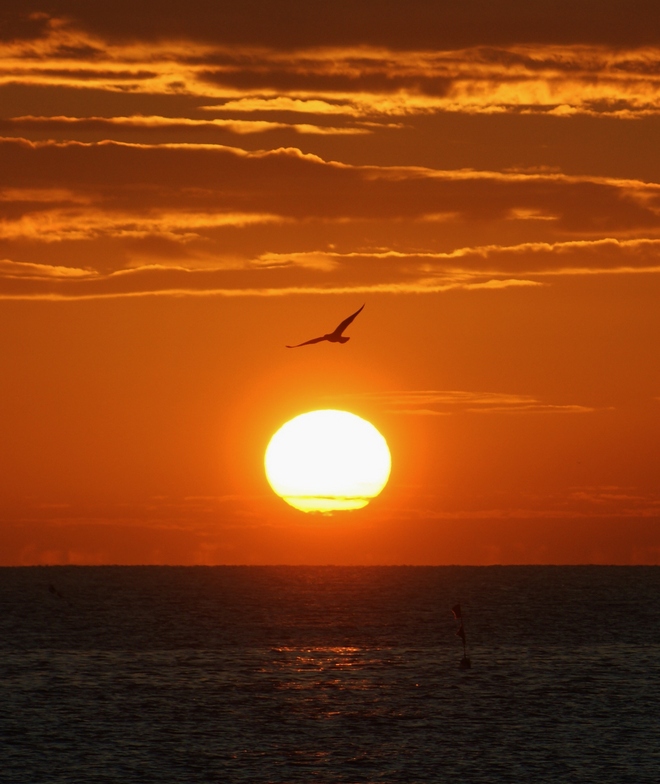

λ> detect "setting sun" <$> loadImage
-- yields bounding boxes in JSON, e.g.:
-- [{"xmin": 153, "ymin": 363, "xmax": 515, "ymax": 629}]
[{"xmin": 264, "ymin": 410, "xmax": 391, "ymax": 513}]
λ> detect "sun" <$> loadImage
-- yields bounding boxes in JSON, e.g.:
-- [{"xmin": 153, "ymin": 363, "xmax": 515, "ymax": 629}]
[{"xmin": 265, "ymin": 409, "xmax": 391, "ymax": 513}]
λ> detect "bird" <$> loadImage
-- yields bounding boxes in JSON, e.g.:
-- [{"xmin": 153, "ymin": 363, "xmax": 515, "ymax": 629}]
[{"xmin": 286, "ymin": 304, "xmax": 365, "ymax": 348}]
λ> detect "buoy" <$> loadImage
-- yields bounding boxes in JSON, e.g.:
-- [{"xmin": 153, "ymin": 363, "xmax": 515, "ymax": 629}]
[{"xmin": 452, "ymin": 604, "xmax": 472, "ymax": 669}]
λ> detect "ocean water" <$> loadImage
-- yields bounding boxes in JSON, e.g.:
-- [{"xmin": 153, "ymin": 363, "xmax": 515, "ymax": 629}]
[{"xmin": 1, "ymin": 566, "xmax": 659, "ymax": 783}]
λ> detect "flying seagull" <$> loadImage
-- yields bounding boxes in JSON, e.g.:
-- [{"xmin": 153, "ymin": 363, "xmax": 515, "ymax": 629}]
[{"xmin": 286, "ymin": 304, "xmax": 365, "ymax": 348}]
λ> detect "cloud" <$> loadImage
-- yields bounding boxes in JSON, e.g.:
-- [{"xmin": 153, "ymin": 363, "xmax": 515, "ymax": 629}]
[
  {"xmin": 196, "ymin": 44, "xmax": 660, "ymax": 119},
  {"xmin": 0, "ymin": 266, "xmax": 544, "ymax": 301},
  {"xmin": 2, "ymin": 138, "xmax": 660, "ymax": 228},
  {"xmin": 4, "ymin": 13, "xmax": 660, "ymax": 121},
  {"xmin": 0, "ymin": 115, "xmax": 371, "ymax": 136},
  {"xmin": 203, "ymin": 97, "xmax": 363, "ymax": 116},
  {"xmin": 334, "ymin": 389, "xmax": 599, "ymax": 415},
  {"xmin": 0, "ymin": 258, "xmax": 91, "ymax": 277},
  {"xmin": 1, "ymin": 138, "xmax": 660, "ymax": 298},
  {"xmin": 391, "ymin": 238, "xmax": 660, "ymax": 277}
]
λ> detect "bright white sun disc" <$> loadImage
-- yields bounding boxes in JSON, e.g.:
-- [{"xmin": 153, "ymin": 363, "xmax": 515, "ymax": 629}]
[{"xmin": 265, "ymin": 409, "xmax": 391, "ymax": 512}]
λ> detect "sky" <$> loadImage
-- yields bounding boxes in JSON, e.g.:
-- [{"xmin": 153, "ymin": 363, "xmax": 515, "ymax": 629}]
[{"xmin": 1, "ymin": 0, "xmax": 659, "ymax": 565}]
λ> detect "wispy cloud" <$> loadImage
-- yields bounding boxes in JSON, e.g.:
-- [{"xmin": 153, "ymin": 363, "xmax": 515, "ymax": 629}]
[
  {"xmin": 3, "ymin": 138, "xmax": 660, "ymax": 231},
  {"xmin": 1, "ymin": 118, "xmax": 660, "ymax": 299},
  {"xmin": 0, "ymin": 115, "xmax": 371, "ymax": 136},
  {"xmin": 0, "ymin": 258, "xmax": 92, "ymax": 278},
  {"xmin": 0, "ymin": 269, "xmax": 544, "ymax": 301},
  {"xmin": 4, "ymin": 231, "xmax": 660, "ymax": 300},
  {"xmin": 333, "ymin": 390, "xmax": 599, "ymax": 415}
]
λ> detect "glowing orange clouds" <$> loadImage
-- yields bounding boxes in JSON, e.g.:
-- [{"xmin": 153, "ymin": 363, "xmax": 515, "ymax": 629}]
[
  {"xmin": 5, "ymin": 20, "xmax": 660, "ymax": 119},
  {"xmin": 2, "ymin": 136, "xmax": 660, "ymax": 300}
]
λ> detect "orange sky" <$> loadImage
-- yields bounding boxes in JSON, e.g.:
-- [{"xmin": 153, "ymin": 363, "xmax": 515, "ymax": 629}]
[{"xmin": 1, "ymin": 1, "xmax": 659, "ymax": 565}]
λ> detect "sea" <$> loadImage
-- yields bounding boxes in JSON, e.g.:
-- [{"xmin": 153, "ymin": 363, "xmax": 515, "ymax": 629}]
[{"xmin": 1, "ymin": 566, "xmax": 659, "ymax": 783}]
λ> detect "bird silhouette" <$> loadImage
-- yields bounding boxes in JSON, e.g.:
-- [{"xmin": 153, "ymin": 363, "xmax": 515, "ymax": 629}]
[{"xmin": 286, "ymin": 304, "xmax": 365, "ymax": 348}]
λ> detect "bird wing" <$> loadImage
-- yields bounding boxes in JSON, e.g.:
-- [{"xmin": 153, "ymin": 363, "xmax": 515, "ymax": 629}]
[
  {"xmin": 286, "ymin": 335, "xmax": 328, "ymax": 348},
  {"xmin": 330, "ymin": 303, "xmax": 365, "ymax": 337}
]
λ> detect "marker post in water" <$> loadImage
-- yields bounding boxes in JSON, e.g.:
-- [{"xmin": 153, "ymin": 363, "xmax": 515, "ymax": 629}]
[{"xmin": 452, "ymin": 603, "xmax": 471, "ymax": 669}]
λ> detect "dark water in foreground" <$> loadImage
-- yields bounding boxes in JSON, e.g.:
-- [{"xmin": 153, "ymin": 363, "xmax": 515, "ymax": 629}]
[{"xmin": 1, "ymin": 566, "xmax": 659, "ymax": 783}]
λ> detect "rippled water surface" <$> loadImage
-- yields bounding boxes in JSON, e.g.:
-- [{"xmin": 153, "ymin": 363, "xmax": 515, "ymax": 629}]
[{"xmin": 1, "ymin": 566, "xmax": 659, "ymax": 783}]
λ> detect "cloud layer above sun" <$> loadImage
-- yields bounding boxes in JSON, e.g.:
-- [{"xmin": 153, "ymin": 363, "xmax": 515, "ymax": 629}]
[
  {"xmin": 0, "ymin": 2, "xmax": 660, "ymax": 301},
  {"xmin": 2, "ymin": 136, "xmax": 660, "ymax": 300}
]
